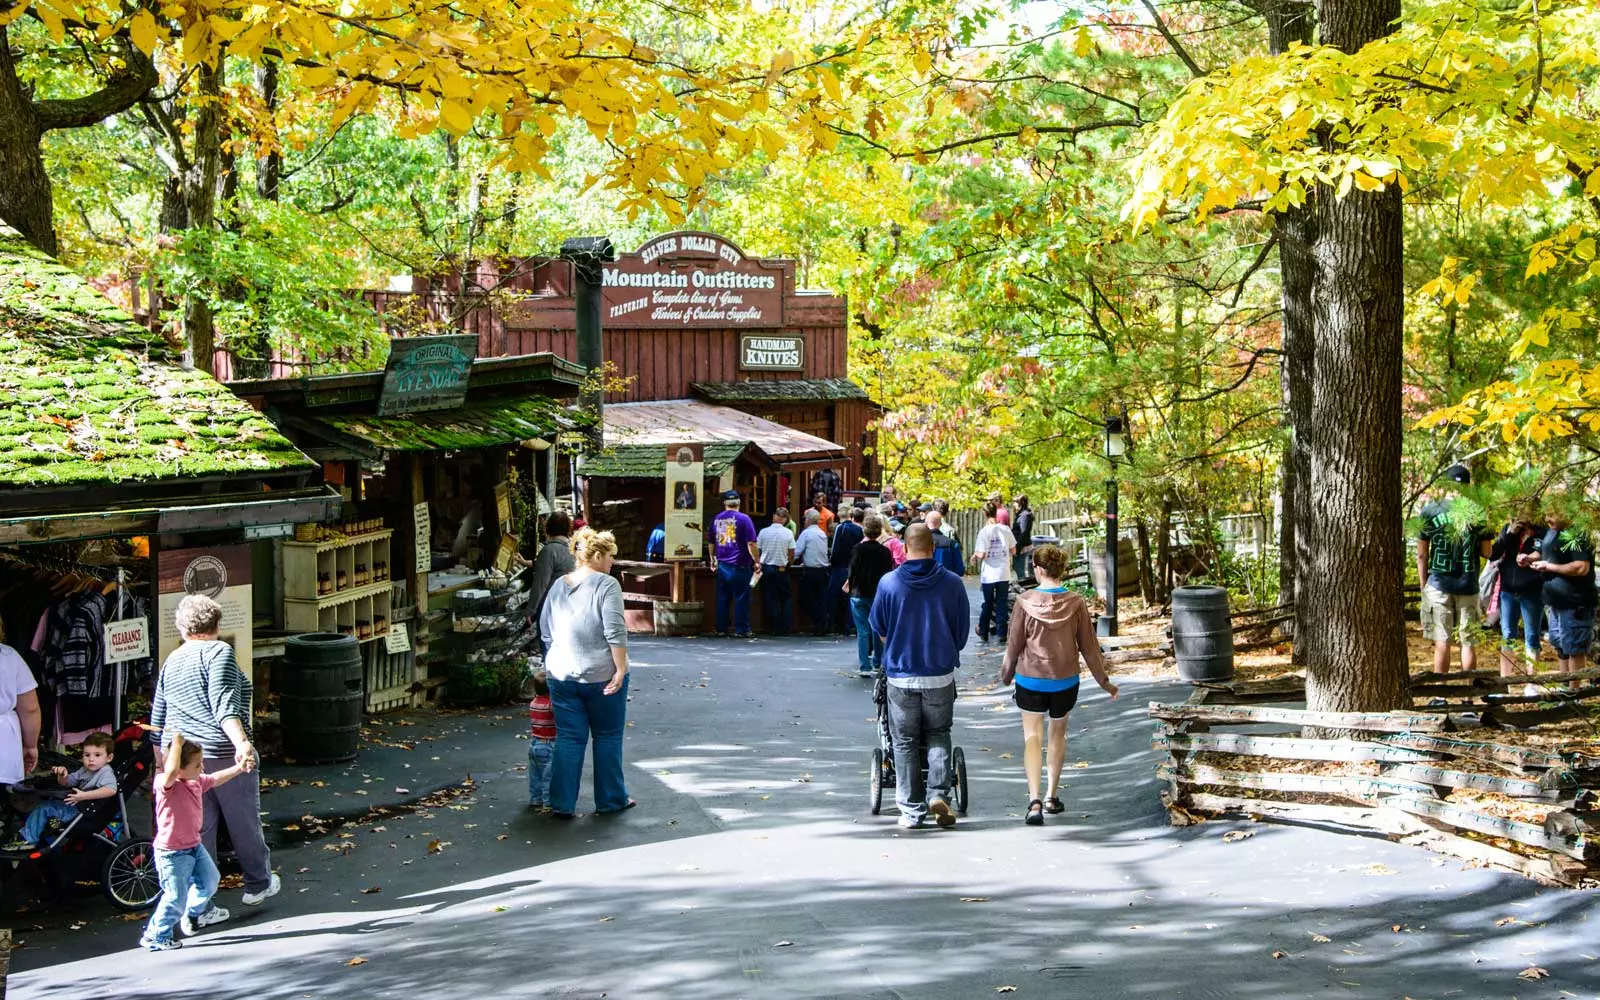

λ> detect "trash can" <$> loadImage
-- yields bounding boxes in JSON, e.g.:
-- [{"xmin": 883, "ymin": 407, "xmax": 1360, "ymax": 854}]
[
  {"xmin": 279, "ymin": 632, "xmax": 363, "ymax": 763},
  {"xmin": 1170, "ymin": 585, "xmax": 1234, "ymax": 683}
]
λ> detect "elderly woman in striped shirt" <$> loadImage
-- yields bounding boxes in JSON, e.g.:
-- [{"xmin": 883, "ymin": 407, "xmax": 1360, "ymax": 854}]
[{"xmin": 150, "ymin": 594, "xmax": 280, "ymax": 909}]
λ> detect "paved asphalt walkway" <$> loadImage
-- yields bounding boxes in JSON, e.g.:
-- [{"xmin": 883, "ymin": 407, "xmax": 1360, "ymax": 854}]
[{"xmin": 7, "ymin": 591, "xmax": 1600, "ymax": 999}]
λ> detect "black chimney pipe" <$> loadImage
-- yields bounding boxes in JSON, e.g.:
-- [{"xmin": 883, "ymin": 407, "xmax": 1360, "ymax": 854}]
[{"xmin": 560, "ymin": 236, "xmax": 615, "ymax": 453}]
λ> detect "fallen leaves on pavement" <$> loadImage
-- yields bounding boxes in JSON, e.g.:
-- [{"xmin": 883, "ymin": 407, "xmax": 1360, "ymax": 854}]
[
  {"xmin": 346, "ymin": 957, "xmax": 368, "ymax": 967},
  {"xmin": 1518, "ymin": 967, "xmax": 1549, "ymax": 981},
  {"xmin": 1221, "ymin": 830, "xmax": 1256, "ymax": 843}
]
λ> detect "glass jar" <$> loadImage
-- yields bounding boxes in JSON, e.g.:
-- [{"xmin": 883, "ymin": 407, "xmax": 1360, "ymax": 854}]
[
  {"xmin": 336, "ymin": 568, "xmax": 349, "ymax": 590},
  {"xmin": 317, "ymin": 572, "xmax": 332, "ymax": 596}
]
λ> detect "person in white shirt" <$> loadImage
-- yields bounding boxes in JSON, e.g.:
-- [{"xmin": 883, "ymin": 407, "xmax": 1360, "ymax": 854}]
[
  {"xmin": 794, "ymin": 509, "xmax": 832, "ymax": 635},
  {"xmin": 971, "ymin": 502, "xmax": 1017, "ymax": 643},
  {"xmin": 755, "ymin": 508, "xmax": 797, "ymax": 635}
]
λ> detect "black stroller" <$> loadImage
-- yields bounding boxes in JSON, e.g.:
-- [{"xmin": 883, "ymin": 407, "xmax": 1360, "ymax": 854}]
[
  {"xmin": 867, "ymin": 671, "xmax": 969, "ymax": 816},
  {"xmin": 1, "ymin": 723, "xmax": 162, "ymax": 911}
]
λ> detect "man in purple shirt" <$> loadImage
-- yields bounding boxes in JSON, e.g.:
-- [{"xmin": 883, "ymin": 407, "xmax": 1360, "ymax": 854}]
[{"xmin": 711, "ymin": 489, "xmax": 759, "ymax": 637}]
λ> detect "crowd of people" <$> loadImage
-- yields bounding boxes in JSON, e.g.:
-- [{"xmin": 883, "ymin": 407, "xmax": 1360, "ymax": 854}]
[
  {"xmin": 1417, "ymin": 464, "xmax": 1596, "ymax": 691},
  {"xmin": 705, "ymin": 487, "xmax": 1037, "ymax": 646}
]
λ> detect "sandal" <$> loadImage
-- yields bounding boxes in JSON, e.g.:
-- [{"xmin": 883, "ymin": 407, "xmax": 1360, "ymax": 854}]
[
  {"xmin": 1044, "ymin": 796, "xmax": 1065, "ymax": 815},
  {"xmin": 1025, "ymin": 799, "xmax": 1044, "ymax": 826}
]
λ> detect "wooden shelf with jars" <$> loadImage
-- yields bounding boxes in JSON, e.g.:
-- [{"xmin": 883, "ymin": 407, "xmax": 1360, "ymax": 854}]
[{"xmin": 282, "ymin": 529, "xmax": 394, "ymax": 642}]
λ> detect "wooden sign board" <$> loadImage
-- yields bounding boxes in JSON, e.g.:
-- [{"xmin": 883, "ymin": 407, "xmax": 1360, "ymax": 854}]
[
  {"xmin": 377, "ymin": 335, "xmax": 477, "ymax": 416},
  {"xmin": 739, "ymin": 334, "xmax": 804, "ymax": 371}
]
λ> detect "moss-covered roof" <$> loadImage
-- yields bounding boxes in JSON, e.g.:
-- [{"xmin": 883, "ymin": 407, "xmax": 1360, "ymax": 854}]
[
  {"xmin": 690, "ymin": 378, "xmax": 870, "ymax": 403},
  {"xmin": 313, "ymin": 395, "xmax": 585, "ymax": 453},
  {"xmin": 0, "ymin": 228, "xmax": 315, "ymax": 489},
  {"xmin": 581, "ymin": 440, "xmax": 755, "ymax": 479}
]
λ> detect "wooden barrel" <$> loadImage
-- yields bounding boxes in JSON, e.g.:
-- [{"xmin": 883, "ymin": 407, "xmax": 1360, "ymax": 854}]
[
  {"xmin": 655, "ymin": 601, "xmax": 705, "ymax": 636},
  {"xmin": 1171, "ymin": 585, "xmax": 1234, "ymax": 683},
  {"xmin": 1088, "ymin": 538, "xmax": 1141, "ymax": 598},
  {"xmin": 280, "ymin": 632, "xmax": 363, "ymax": 763}
]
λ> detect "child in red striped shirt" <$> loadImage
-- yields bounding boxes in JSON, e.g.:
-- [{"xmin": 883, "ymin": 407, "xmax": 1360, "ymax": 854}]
[{"xmin": 528, "ymin": 671, "xmax": 557, "ymax": 811}]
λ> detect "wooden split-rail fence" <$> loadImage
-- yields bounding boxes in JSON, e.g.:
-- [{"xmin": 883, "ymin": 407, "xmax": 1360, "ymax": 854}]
[{"xmin": 1150, "ymin": 679, "xmax": 1600, "ymax": 885}]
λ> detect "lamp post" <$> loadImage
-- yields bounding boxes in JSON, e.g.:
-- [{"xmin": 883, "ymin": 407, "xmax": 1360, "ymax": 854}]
[{"xmin": 1098, "ymin": 416, "xmax": 1127, "ymax": 637}]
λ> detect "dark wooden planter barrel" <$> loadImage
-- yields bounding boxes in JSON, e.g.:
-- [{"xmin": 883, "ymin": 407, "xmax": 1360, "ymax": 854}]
[
  {"xmin": 1171, "ymin": 585, "xmax": 1234, "ymax": 683},
  {"xmin": 280, "ymin": 632, "xmax": 364, "ymax": 763}
]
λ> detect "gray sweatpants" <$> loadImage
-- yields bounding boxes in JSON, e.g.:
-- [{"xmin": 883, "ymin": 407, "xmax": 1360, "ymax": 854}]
[{"xmin": 200, "ymin": 756, "xmax": 273, "ymax": 895}]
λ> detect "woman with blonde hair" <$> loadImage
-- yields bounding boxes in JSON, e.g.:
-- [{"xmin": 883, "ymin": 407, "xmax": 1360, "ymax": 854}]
[
  {"xmin": 538, "ymin": 527, "xmax": 633, "ymax": 818},
  {"xmin": 999, "ymin": 544, "xmax": 1118, "ymax": 826}
]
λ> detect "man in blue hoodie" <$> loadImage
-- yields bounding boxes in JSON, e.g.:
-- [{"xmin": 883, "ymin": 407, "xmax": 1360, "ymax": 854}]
[{"xmin": 869, "ymin": 524, "xmax": 971, "ymax": 829}]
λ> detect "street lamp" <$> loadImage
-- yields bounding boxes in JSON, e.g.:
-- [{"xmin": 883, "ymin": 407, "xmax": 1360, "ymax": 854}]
[{"xmin": 1099, "ymin": 416, "xmax": 1127, "ymax": 637}]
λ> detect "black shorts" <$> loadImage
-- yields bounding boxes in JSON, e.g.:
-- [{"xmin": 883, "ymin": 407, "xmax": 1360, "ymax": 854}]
[{"xmin": 1013, "ymin": 683, "xmax": 1079, "ymax": 719}]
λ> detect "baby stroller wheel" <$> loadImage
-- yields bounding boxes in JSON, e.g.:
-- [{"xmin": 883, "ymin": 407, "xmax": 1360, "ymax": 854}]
[
  {"xmin": 869, "ymin": 748, "xmax": 884, "ymax": 815},
  {"xmin": 103, "ymin": 837, "xmax": 160, "ymax": 912},
  {"xmin": 952, "ymin": 747, "xmax": 969, "ymax": 815}
]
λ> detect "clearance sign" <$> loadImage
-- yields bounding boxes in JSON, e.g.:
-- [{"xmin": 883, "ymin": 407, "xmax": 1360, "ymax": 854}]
[{"xmin": 601, "ymin": 231, "xmax": 786, "ymax": 329}]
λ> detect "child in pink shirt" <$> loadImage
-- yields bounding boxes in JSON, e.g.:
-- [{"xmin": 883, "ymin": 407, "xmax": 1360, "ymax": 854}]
[{"xmin": 140, "ymin": 732, "xmax": 244, "ymax": 951}]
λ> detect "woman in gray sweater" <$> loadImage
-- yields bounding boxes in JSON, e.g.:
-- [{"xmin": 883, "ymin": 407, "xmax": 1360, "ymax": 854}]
[{"xmin": 539, "ymin": 527, "xmax": 632, "ymax": 817}]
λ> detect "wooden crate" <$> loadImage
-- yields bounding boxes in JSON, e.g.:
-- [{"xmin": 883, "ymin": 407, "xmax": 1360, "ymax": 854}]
[{"xmin": 282, "ymin": 529, "xmax": 395, "ymax": 643}]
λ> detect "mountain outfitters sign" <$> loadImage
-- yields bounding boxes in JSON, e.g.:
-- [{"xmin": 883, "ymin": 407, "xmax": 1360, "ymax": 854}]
[
  {"xmin": 602, "ymin": 232, "xmax": 786, "ymax": 329},
  {"xmin": 739, "ymin": 335, "xmax": 804, "ymax": 371},
  {"xmin": 378, "ymin": 335, "xmax": 478, "ymax": 416}
]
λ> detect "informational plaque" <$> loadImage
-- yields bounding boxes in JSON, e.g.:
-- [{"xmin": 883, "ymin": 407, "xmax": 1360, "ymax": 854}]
[
  {"xmin": 385, "ymin": 623, "xmax": 411, "ymax": 654},
  {"xmin": 663, "ymin": 443, "xmax": 704, "ymax": 561},
  {"xmin": 413, "ymin": 502, "xmax": 431, "ymax": 575},
  {"xmin": 157, "ymin": 545, "xmax": 253, "ymax": 682}
]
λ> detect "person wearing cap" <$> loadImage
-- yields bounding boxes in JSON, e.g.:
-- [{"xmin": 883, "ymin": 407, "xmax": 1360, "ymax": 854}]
[
  {"xmin": 756, "ymin": 507, "xmax": 796, "ymax": 635},
  {"xmin": 711, "ymin": 490, "xmax": 759, "ymax": 637},
  {"xmin": 1416, "ymin": 464, "xmax": 1493, "ymax": 673}
]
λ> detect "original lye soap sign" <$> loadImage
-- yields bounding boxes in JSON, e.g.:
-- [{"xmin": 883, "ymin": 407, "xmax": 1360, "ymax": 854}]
[
  {"xmin": 602, "ymin": 232, "xmax": 786, "ymax": 329},
  {"xmin": 377, "ymin": 334, "xmax": 478, "ymax": 416}
]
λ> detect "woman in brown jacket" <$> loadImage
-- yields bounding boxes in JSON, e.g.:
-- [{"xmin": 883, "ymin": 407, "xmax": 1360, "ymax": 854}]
[{"xmin": 999, "ymin": 544, "xmax": 1119, "ymax": 825}]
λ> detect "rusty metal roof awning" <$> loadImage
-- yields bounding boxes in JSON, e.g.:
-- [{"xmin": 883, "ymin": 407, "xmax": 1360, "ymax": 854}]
[
  {"xmin": 581, "ymin": 440, "xmax": 774, "ymax": 479},
  {"xmin": 600, "ymin": 400, "xmax": 847, "ymax": 467}
]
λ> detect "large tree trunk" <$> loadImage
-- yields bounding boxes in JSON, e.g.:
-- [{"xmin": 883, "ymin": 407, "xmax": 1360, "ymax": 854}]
[
  {"xmin": 1302, "ymin": 0, "xmax": 1410, "ymax": 715},
  {"xmin": 0, "ymin": 28, "xmax": 56, "ymax": 255}
]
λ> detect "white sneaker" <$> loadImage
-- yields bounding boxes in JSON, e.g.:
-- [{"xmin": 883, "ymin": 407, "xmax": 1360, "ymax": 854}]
[
  {"xmin": 180, "ymin": 905, "xmax": 229, "ymax": 936},
  {"xmin": 1524, "ymin": 683, "xmax": 1550, "ymax": 698},
  {"xmin": 240, "ymin": 872, "xmax": 281, "ymax": 906},
  {"xmin": 897, "ymin": 815, "xmax": 923, "ymax": 829}
]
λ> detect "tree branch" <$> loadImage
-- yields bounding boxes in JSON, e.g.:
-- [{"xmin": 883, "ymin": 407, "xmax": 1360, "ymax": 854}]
[
  {"xmin": 1141, "ymin": 0, "xmax": 1206, "ymax": 78},
  {"xmin": 829, "ymin": 119, "xmax": 1141, "ymax": 160},
  {"xmin": 34, "ymin": 40, "xmax": 157, "ymax": 132}
]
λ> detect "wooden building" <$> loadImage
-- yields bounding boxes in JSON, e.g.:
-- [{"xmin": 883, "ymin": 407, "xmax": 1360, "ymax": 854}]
[{"xmin": 377, "ymin": 231, "xmax": 879, "ymax": 493}]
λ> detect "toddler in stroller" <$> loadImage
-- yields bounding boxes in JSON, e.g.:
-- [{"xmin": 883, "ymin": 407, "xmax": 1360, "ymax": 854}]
[{"xmin": 1, "ymin": 723, "xmax": 162, "ymax": 910}]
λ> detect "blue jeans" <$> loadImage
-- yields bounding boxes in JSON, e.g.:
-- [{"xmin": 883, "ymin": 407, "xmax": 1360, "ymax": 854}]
[
  {"xmin": 715, "ymin": 564, "xmax": 753, "ymax": 635},
  {"xmin": 1500, "ymin": 589, "xmax": 1544, "ymax": 658},
  {"xmin": 886, "ymin": 682, "xmax": 955, "ymax": 822},
  {"xmin": 21, "ymin": 800, "xmax": 79, "ymax": 845},
  {"xmin": 144, "ymin": 845, "xmax": 219, "ymax": 944},
  {"xmin": 527, "ymin": 737, "xmax": 555, "ymax": 806},
  {"xmin": 548, "ymin": 674, "xmax": 631, "ymax": 814},
  {"xmin": 851, "ymin": 597, "xmax": 879, "ymax": 671},
  {"xmin": 979, "ymin": 581, "xmax": 1009, "ymax": 641}
]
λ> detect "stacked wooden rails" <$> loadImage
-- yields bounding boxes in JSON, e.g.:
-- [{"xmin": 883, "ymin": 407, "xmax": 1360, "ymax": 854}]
[{"xmin": 1149, "ymin": 680, "xmax": 1600, "ymax": 885}]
